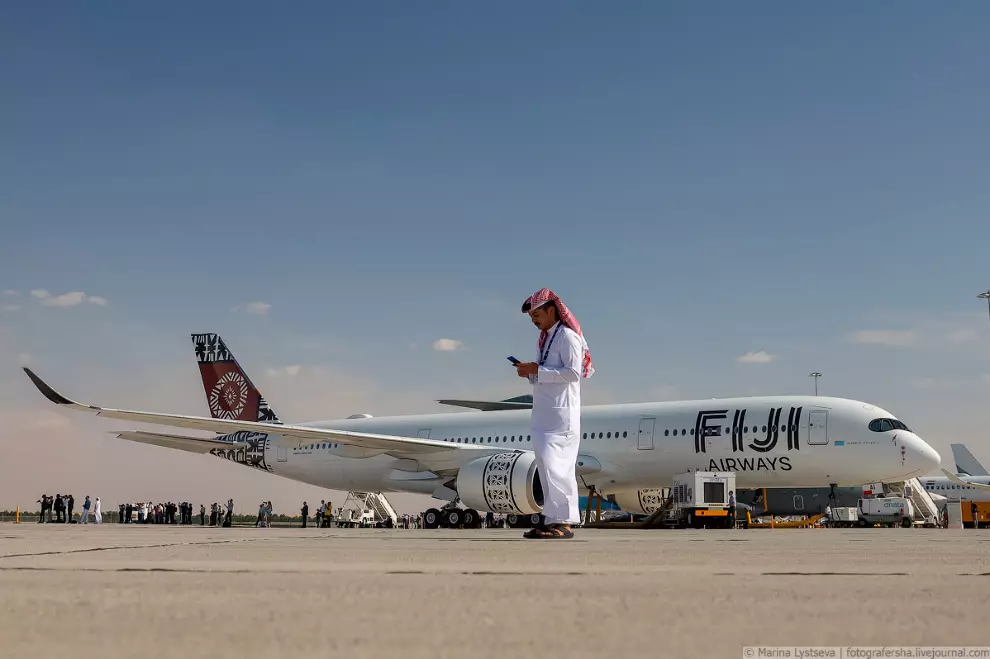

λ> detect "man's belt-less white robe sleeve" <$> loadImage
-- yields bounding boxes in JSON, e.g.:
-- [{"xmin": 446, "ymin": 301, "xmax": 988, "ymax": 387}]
[{"xmin": 528, "ymin": 322, "xmax": 585, "ymax": 525}]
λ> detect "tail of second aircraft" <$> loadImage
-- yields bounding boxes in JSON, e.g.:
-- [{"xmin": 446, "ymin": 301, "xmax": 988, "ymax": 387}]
[
  {"xmin": 190, "ymin": 333, "xmax": 282, "ymax": 424},
  {"xmin": 952, "ymin": 443, "xmax": 988, "ymax": 476}
]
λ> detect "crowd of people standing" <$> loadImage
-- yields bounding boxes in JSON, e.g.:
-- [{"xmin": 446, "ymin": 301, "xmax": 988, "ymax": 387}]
[{"xmin": 36, "ymin": 494, "xmax": 101, "ymax": 523}]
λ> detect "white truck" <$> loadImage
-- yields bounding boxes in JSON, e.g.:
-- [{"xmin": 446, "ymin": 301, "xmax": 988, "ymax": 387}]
[
  {"xmin": 826, "ymin": 506, "xmax": 859, "ymax": 527},
  {"xmin": 661, "ymin": 471, "xmax": 737, "ymax": 529},
  {"xmin": 334, "ymin": 508, "xmax": 376, "ymax": 528},
  {"xmin": 857, "ymin": 496, "xmax": 914, "ymax": 528}
]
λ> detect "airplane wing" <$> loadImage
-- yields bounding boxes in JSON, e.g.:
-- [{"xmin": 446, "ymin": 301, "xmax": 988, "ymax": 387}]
[
  {"xmin": 436, "ymin": 399, "xmax": 533, "ymax": 411},
  {"xmin": 941, "ymin": 469, "xmax": 990, "ymax": 492},
  {"xmin": 437, "ymin": 394, "xmax": 532, "ymax": 411},
  {"xmin": 114, "ymin": 431, "xmax": 246, "ymax": 454},
  {"xmin": 23, "ymin": 368, "xmax": 485, "ymax": 460}
]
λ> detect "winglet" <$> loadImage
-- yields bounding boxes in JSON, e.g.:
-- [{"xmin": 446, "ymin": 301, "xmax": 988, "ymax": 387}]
[
  {"xmin": 22, "ymin": 368, "xmax": 79, "ymax": 406},
  {"xmin": 942, "ymin": 468, "xmax": 962, "ymax": 483},
  {"xmin": 941, "ymin": 468, "xmax": 990, "ymax": 492}
]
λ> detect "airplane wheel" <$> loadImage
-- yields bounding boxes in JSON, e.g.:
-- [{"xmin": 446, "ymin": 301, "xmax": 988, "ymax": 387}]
[
  {"xmin": 423, "ymin": 508, "xmax": 441, "ymax": 529},
  {"xmin": 529, "ymin": 514, "xmax": 542, "ymax": 527},
  {"xmin": 443, "ymin": 508, "xmax": 462, "ymax": 528},
  {"xmin": 506, "ymin": 514, "xmax": 519, "ymax": 528},
  {"xmin": 462, "ymin": 509, "xmax": 478, "ymax": 528}
]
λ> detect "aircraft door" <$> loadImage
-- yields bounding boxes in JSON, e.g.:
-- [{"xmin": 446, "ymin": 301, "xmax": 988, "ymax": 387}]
[
  {"xmin": 277, "ymin": 446, "xmax": 287, "ymax": 462},
  {"xmin": 638, "ymin": 418, "xmax": 656, "ymax": 450},
  {"xmin": 417, "ymin": 429, "xmax": 432, "ymax": 439},
  {"xmin": 808, "ymin": 410, "xmax": 828, "ymax": 445}
]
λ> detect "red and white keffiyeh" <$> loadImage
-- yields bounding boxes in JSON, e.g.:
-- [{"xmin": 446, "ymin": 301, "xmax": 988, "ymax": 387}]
[{"xmin": 522, "ymin": 288, "xmax": 595, "ymax": 379}]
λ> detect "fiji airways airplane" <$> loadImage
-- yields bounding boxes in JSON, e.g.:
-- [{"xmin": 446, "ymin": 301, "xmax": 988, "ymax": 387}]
[{"xmin": 23, "ymin": 333, "xmax": 941, "ymax": 528}]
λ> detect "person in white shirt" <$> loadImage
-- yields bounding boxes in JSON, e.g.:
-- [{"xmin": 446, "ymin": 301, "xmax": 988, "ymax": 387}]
[
  {"xmin": 93, "ymin": 497, "xmax": 102, "ymax": 524},
  {"xmin": 515, "ymin": 288, "xmax": 594, "ymax": 539}
]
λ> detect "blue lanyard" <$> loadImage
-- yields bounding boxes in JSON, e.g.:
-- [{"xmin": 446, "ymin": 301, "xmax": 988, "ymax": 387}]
[{"xmin": 539, "ymin": 324, "xmax": 563, "ymax": 366}]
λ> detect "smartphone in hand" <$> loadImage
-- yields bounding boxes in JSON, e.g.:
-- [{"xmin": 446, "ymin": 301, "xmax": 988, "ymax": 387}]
[{"xmin": 507, "ymin": 356, "xmax": 520, "ymax": 364}]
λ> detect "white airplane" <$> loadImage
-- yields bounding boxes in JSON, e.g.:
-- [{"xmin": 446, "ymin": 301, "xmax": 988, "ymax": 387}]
[
  {"xmin": 22, "ymin": 333, "xmax": 941, "ymax": 528},
  {"xmin": 917, "ymin": 444, "xmax": 990, "ymax": 502}
]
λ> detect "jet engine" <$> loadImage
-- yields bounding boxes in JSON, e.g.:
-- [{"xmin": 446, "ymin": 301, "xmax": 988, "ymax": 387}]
[
  {"xmin": 455, "ymin": 451, "xmax": 544, "ymax": 515},
  {"xmin": 607, "ymin": 489, "xmax": 666, "ymax": 515}
]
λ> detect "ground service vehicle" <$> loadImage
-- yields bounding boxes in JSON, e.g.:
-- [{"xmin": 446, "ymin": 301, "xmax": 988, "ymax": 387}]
[
  {"xmin": 857, "ymin": 497, "xmax": 913, "ymax": 528},
  {"xmin": 662, "ymin": 472, "xmax": 735, "ymax": 529}
]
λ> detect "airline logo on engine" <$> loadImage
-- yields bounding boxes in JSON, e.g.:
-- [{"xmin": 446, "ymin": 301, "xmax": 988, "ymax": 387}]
[
  {"xmin": 693, "ymin": 407, "xmax": 803, "ymax": 454},
  {"xmin": 208, "ymin": 432, "xmax": 272, "ymax": 473}
]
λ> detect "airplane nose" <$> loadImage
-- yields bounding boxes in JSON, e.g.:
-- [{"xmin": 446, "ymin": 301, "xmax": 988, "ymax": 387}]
[{"xmin": 902, "ymin": 433, "xmax": 941, "ymax": 476}]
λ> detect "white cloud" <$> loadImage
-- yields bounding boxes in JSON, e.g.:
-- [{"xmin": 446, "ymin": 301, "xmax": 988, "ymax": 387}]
[
  {"xmin": 735, "ymin": 350, "xmax": 776, "ymax": 364},
  {"xmin": 2, "ymin": 305, "xmax": 18, "ymax": 312},
  {"xmin": 233, "ymin": 301, "xmax": 271, "ymax": 315},
  {"xmin": 849, "ymin": 330, "xmax": 918, "ymax": 347},
  {"xmin": 41, "ymin": 291, "xmax": 87, "ymax": 307},
  {"xmin": 27, "ymin": 290, "xmax": 107, "ymax": 308},
  {"xmin": 265, "ymin": 365, "xmax": 302, "ymax": 377},
  {"xmin": 432, "ymin": 338, "xmax": 463, "ymax": 352},
  {"xmin": 3, "ymin": 290, "xmax": 17, "ymax": 296}
]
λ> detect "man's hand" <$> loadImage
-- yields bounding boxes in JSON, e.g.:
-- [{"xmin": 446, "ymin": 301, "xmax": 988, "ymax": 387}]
[{"xmin": 515, "ymin": 362, "xmax": 539, "ymax": 378}]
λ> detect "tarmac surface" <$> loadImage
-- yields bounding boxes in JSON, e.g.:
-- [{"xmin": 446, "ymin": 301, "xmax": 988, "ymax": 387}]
[{"xmin": 1, "ymin": 524, "xmax": 988, "ymax": 659}]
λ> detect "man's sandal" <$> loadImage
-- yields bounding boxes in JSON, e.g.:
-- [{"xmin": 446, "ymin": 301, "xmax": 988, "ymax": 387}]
[{"xmin": 523, "ymin": 524, "xmax": 574, "ymax": 539}]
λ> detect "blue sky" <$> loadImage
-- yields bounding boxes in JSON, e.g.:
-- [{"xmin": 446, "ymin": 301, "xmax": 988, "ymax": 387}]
[{"xmin": 2, "ymin": 3, "xmax": 989, "ymax": 509}]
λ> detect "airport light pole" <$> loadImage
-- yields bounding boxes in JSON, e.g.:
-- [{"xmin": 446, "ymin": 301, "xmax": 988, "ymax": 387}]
[
  {"xmin": 808, "ymin": 371, "xmax": 822, "ymax": 396},
  {"xmin": 980, "ymin": 291, "xmax": 990, "ymax": 331}
]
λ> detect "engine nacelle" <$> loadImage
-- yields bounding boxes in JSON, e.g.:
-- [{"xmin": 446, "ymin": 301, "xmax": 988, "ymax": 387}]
[
  {"xmin": 607, "ymin": 489, "xmax": 666, "ymax": 515},
  {"xmin": 456, "ymin": 451, "xmax": 544, "ymax": 515}
]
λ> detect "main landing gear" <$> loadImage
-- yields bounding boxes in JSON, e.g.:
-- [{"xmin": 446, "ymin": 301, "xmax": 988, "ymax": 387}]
[
  {"xmin": 420, "ymin": 504, "xmax": 542, "ymax": 529},
  {"xmin": 504, "ymin": 513, "xmax": 543, "ymax": 529},
  {"xmin": 422, "ymin": 505, "xmax": 483, "ymax": 529}
]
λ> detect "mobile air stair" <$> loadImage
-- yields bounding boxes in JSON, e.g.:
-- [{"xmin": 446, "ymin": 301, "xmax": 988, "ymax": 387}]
[
  {"xmin": 346, "ymin": 491, "xmax": 399, "ymax": 526},
  {"xmin": 885, "ymin": 478, "xmax": 940, "ymax": 527}
]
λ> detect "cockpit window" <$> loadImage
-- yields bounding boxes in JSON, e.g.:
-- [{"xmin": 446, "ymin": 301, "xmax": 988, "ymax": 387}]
[{"xmin": 868, "ymin": 418, "xmax": 911, "ymax": 432}]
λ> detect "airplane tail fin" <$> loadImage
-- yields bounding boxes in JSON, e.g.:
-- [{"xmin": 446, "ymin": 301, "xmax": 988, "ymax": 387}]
[
  {"xmin": 951, "ymin": 443, "xmax": 987, "ymax": 476},
  {"xmin": 190, "ymin": 333, "xmax": 282, "ymax": 424}
]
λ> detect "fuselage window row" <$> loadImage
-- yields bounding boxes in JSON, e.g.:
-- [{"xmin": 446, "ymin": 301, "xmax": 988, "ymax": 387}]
[{"xmin": 290, "ymin": 423, "xmax": 844, "ymax": 452}]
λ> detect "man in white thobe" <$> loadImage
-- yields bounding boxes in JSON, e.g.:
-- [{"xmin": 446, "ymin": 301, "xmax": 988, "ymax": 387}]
[{"xmin": 515, "ymin": 288, "xmax": 594, "ymax": 539}]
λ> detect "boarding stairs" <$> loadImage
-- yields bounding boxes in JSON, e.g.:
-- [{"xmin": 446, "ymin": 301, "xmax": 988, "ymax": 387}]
[
  {"xmin": 643, "ymin": 489, "xmax": 678, "ymax": 528},
  {"xmin": 346, "ymin": 491, "xmax": 399, "ymax": 525},
  {"xmin": 886, "ymin": 478, "xmax": 939, "ymax": 526}
]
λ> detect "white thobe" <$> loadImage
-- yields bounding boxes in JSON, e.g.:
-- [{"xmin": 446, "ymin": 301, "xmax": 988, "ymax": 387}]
[
  {"xmin": 93, "ymin": 499, "xmax": 102, "ymax": 524},
  {"xmin": 528, "ymin": 321, "xmax": 584, "ymax": 525}
]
